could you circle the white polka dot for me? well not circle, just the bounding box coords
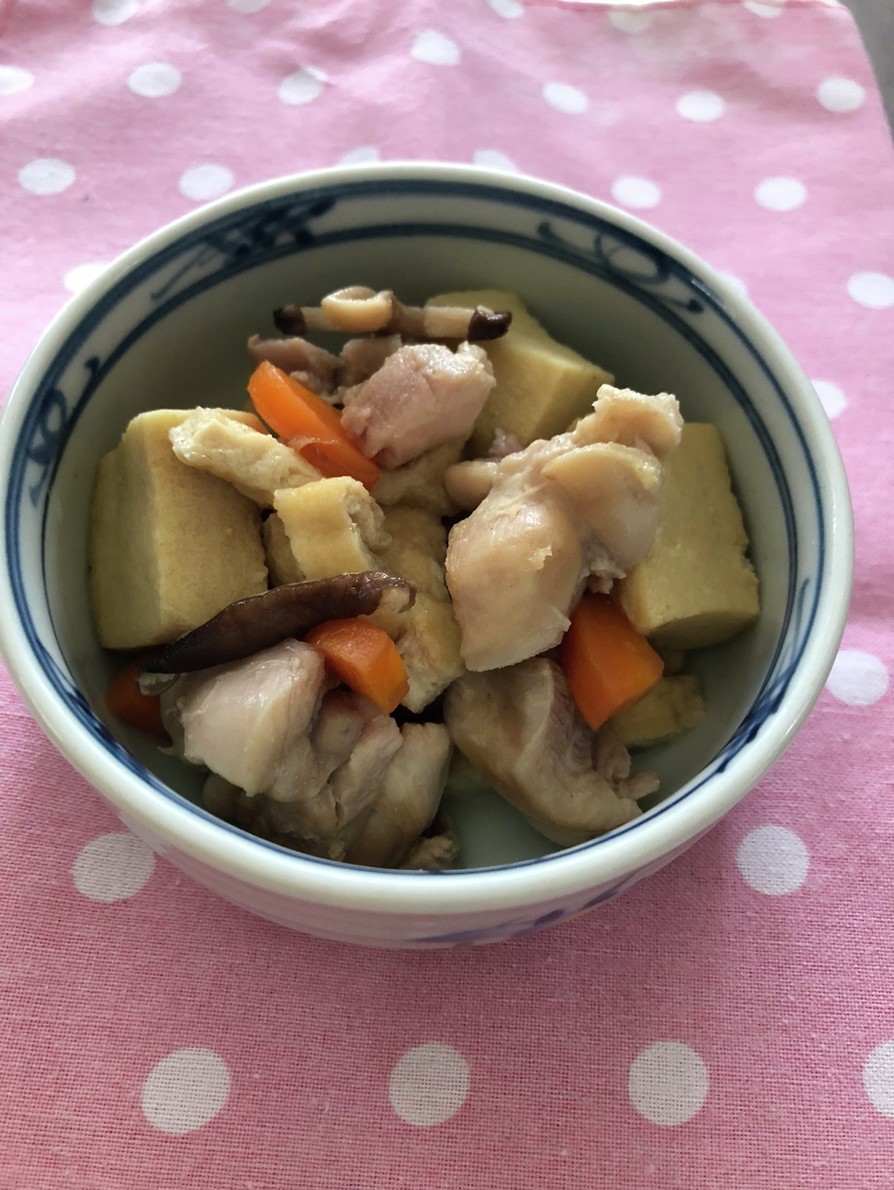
[811,379,847,419]
[472,149,518,172]
[141,1048,231,1135]
[676,90,726,122]
[826,649,889,706]
[736,825,809,895]
[127,62,181,98]
[72,832,155,902]
[864,1043,894,1116]
[226,0,271,10]
[611,176,661,210]
[0,65,35,96]
[411,30,461,67]
[847,271,894,310]
[277,66,327,106]
[388,1042,470,1126]
[338,146,381,166]
[743,0,784,17]
[63,261,110,295]
[609,10,653,32]
[92,0,139,25]
[628,1042,708,1125]
[543,82,588,114]
[487,0,524,16]
[817,76,865,113]
[179,163,235,202]
[754,176,806,211]
[718,272,748,297]
[18,157,76,196]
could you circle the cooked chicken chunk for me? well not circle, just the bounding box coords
[343,723,454,867]
[162,642,402,847]
[339,334,403,386]
[161,638,327,807]
[444,658,656,845]
[445,384,682,671]
[247,333,341,395]
[340,342,495,468]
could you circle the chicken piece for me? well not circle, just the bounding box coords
[339,334,403,386]
[165,643,405,847]
[542,442,663,574]
[339,342,495,468]
[169,409,322,507]
[161,638,326,804]
[372,439,465,517]
[445,384,683,671]
[237,690,401,850]
[444,658,654,846]
[575,386,682,458]
[274,476,390,581]
[446,469,584,672]
[343,723,454,867]
[247,333,341,395]
[373,506,464,712]
[400,829,459,871]
[198,695,453,868]
[426,289,613,455]
[443,457,499,512]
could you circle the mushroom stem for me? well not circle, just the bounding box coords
[273,289,512,341]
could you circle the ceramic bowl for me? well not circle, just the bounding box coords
[0,163,852,946]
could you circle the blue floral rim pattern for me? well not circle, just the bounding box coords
[4,179,824,913]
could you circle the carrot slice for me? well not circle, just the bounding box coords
[559,594,664,731]
[106,663,167,738]
[306,618,409,713]
[247,360,380,491]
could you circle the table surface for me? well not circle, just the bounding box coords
[1,2,893,1187]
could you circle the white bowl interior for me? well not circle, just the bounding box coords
[6,170,838,878]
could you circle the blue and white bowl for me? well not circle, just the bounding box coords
[0,164,852,946]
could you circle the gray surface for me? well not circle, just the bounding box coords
[843,0,894,130]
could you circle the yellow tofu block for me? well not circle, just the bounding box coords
[372,438,464,517]
[262,513,304,586]
[393,594,464,713]
[618,423,760,649]
[90,409,268,650]
[378,506,451,603]
[374,505,464,712]
[426,289,613,455]
[273,476,389,581]
[611,675,705,749]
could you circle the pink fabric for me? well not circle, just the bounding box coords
[2,0,893,1184]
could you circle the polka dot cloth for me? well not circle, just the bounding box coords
[0,0,891,1185]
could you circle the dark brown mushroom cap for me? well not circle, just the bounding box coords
[141,571,415,675]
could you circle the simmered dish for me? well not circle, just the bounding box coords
[89,287,760,869]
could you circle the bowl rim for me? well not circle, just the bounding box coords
[0,161,854,917]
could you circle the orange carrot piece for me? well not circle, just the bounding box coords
[247,360,380,491]
[106,663,167,738]
[306,618,409,714]
[558,594,664,731]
